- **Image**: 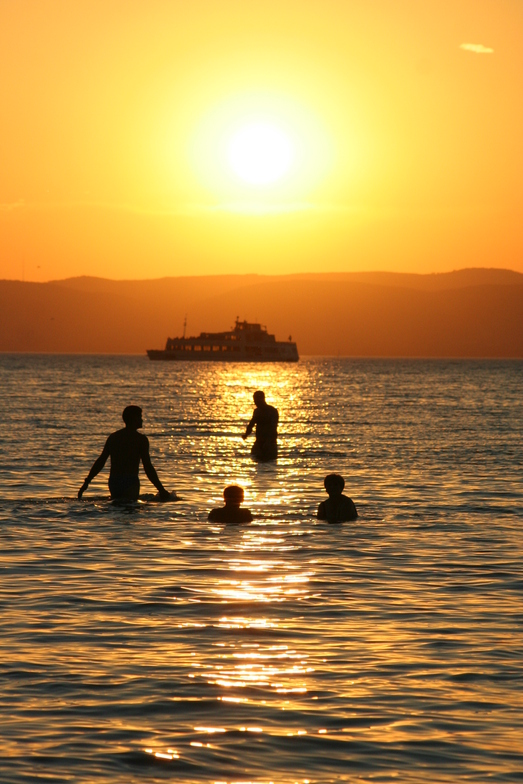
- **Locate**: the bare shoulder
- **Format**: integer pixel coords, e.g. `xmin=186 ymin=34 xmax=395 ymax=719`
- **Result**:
xmin=341 ymin=494 xmax=358 ymax=519
xmin=106 ymin=429 xmax=125 ymax=447
xmin=137 ymin=431 xmax=150 ymax=452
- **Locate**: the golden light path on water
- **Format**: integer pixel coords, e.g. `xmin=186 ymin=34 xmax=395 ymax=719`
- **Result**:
xmin=0 ymin=356 xmax=522 ymax=782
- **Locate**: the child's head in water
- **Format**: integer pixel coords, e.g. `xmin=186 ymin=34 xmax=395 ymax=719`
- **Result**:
xmin=318 ymin=473 xmax=358 ymax=522
xmin=324 ymin=473 xmax=345 ymax=496
xmin=223 ymin=485 xmax=244 ymax=505
xmin=208 ymin=485 xmax=253 ymax=523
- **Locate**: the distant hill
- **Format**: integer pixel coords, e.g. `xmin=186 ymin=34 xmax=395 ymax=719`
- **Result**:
xmin=49 ymin=267 xmax=523 ymax=294
xmin=288 ymin=268 xmax=523 ymax=291
xmin=1 ymin=268 xmax=522 ymax=357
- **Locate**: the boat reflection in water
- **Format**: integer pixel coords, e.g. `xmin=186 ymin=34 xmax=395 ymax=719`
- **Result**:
xmin=147 ymin=318 xmax=299 ymax=362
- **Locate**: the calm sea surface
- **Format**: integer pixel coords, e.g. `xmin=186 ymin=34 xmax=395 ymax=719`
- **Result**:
xmin=0 ymin=355 xmax=522 ymax=784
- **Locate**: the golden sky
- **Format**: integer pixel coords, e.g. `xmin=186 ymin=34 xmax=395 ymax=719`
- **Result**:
xmin=1 ymin=0 xmax=522 ymax=281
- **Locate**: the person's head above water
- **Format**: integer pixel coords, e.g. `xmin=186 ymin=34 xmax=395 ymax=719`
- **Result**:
xmin=324 ymin=473 xmax=345 ymax=495
xmin=208 ymin=484 xmax=252 ymax=523
xmin=253 ymin=390 xmax=266 ymax=406
xmin=122 ymin=405 xmax=143 ymax=428
xmin=223 ymin=485 xmax=245 ymax=506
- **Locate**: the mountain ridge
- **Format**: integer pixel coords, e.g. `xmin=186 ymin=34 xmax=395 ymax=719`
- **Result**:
xmin=48 ymin=267 xmax=522 ymax=293
xmin=1 ymin=269 xmax=522 ymax=356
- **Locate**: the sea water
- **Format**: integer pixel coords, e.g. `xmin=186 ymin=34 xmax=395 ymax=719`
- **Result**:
xmin=0 ymin=355 xmax=522 ymax=783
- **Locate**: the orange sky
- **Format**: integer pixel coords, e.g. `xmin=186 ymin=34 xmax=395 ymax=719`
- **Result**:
xmin=1 ymin=0 xmax=522 ymax=281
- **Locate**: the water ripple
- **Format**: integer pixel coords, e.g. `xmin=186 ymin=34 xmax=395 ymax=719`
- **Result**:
xmin=0 ymin=356 xmax=522 ymax=782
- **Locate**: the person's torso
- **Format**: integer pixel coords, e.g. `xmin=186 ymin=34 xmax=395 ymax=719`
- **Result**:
xmin=108 ymin=429 xmax=144 ymax=476
xmin=254 ymin=405 xmax=278 ymax=439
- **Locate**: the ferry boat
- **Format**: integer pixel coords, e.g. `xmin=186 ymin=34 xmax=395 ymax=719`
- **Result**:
xmin=147 ymin=318 xmax=299 ymax=362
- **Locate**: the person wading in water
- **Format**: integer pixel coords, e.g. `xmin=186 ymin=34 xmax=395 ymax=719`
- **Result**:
xmin=78 ymin=405 xmax=173 ymax=502
xmin=242 ymin=390 xmax=279 ymax=461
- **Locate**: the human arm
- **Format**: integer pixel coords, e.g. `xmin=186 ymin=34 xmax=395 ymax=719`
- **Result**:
xmin=242 ymin=412 xmax=256 ymax=440
xmin=317 ymin=500 xmax=327 ymax=520
xmin=78 ymin=440 xmax=110 ymax=499
xmin=141 ymin=437 xmax=171 ymax=500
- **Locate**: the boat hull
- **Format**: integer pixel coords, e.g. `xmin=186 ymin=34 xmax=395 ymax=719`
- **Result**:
xmin=147 ymin=350 xmax=298 ymax=362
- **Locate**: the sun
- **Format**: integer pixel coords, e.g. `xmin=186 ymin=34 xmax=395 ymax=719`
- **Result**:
xmin=226 ymin=121 xmax=295 ymax=186
xmin=185 ymin=93 xmax=334 ymax=208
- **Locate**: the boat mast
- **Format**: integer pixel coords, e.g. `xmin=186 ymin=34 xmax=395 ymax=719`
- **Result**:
xmin=183 ymin=315 xmax=187 ymax=339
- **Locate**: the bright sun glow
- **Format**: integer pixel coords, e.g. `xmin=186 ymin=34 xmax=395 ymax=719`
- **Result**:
xmin=227 ymin=122 xmax=295 ymax=185
xmin=186 ymin=93 xmax=334 ymax=210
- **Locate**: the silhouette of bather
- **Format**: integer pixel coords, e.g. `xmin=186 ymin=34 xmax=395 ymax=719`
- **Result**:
xmin=78 ymin=405 xmax=173 ymax=501
xmin=208 ymin=485 xmax=253 ymax=523
xmin=317 ymin=473 xmax=358 ymax=523
xmin=242 ymin=390 xmax=279 ymax=461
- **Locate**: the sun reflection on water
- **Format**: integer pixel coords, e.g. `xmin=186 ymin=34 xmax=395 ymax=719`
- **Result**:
xmin=3 ymin=357 xmax=522 ymax=782
xmin=185 ymin=635 xmax=314 ymax=697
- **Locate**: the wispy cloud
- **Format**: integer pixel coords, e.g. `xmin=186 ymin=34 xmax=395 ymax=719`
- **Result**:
xmin=0 ymin=199 xmax=25 ymax=212
xmin=460 ymin=43 xmax=494 ymax=54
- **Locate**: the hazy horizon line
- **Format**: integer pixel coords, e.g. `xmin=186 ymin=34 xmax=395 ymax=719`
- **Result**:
xmin=2 ymin=265 xmax=521 ymax=285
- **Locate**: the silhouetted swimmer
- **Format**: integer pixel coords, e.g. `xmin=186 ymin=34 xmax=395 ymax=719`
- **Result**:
xmin=208 ymin=485 xmax=253 ymax=524
xmin=242 ymin=390 xmax=279 ymax=461
xmin=78 ymin=405 xmax=175 ymax=502
xmin=317 ymin=474 xmax=358 ymax=523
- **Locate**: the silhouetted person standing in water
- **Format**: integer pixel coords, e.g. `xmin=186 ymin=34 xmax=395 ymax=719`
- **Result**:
xmin=78 ymin=406 xmax=173 ymax=502
xmin=242 ymin=390 xmax=279 ymax=461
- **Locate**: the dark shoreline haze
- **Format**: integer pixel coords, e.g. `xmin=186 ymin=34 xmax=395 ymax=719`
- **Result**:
xmin=1 ymin=268 xmax=522 ymax=357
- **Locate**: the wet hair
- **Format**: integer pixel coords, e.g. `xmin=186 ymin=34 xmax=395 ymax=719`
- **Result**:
xmin=122 ymin=405 xmax=142 ymax=425
xmin=253 ymin=390 xmax=265 ymax=403
xmin=223 ymin=485 xmax=244 ymax=503
xmin=324 ymin=473 xmax=345 ymax=492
